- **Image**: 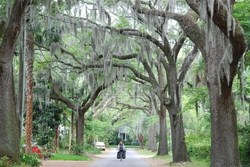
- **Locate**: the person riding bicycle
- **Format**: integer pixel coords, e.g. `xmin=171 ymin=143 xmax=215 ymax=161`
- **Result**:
xmin=117 ymin=140 xmax=126 ymax=159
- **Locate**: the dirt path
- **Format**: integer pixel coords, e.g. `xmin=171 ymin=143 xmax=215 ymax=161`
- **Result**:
xmin=41 ymin=160 xmax=91 ymax=167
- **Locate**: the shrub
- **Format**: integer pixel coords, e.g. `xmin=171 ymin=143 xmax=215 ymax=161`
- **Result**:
xmin=0 ymin=156 xmax=12 ymax=167
xmin=238 ymin=123 xmax=250 ymax=166
xmin=83 ymin=143 xmax=101 ymax=154
xmin=71 ymin=144 xmax=84 ymax=155
xmin=20 ymin=154 xmax=41 ymax=167
xmin=188 ymin=144 xmax=210 ymax=159
xmin=186 ymin=133 xmax=210 ymax=160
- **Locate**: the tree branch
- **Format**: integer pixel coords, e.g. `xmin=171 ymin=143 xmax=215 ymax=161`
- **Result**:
xmin=178 ymin=46 xmax=198 ymax=83
xmin=185 ymin=0 xmax=247 ymax=73
xmin=79 ymin=82 xmax=110 ymax=113
xmin=116 ymin=101 xmax=150 ymax=116
xmin=173 ymin=33 xmax=187 ymax=61
xmin=49 ymin=76 xmax=77 ymax=111
xmin=133 ymin=0 xmax=206 ymax=56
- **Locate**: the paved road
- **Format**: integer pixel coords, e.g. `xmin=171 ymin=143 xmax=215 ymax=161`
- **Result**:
xmin=89 ymin=148 xmax=151 ymax=167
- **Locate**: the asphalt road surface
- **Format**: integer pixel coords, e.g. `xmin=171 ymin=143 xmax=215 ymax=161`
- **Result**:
xmin=89 ymin=148 xmax=151 ymax=167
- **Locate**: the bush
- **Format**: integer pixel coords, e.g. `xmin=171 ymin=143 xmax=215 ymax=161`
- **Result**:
xmin=0 ymin=156 xmax=27 ymax=167
xmin=0 ymin=156 xmax=12 ymax=167
xmin=188 ymin=144 xmax=210 ymax=159
xmin=238 ymin=123 xmax=250 ymax=166
xmin=20 ymin=154 xmax=41 ymax=167
xmin=83 ymin=144 xmax=101 ymax=154
xmin=71 ymin=144 xmax=84 ymax=155
xmin=186 ymin=133 xmax=210 ymax=160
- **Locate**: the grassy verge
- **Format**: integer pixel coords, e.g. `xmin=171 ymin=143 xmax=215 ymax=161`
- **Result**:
xmin=135 ymin=148 xmax=157 ymax=156
xmin=50 ymin=153 xmax=91 ymax=161
xmin=136 ymin=149 xmax=210 ymax=167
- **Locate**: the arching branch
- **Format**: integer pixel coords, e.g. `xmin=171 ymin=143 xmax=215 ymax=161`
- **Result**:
xmin=178 ymin=46 xmax=198 ymax=83
xmin=49 ymin=75 xmax=77 ymax=111
xmin=133 ymin=0 xmax=206 ymax=56
xmin=116 ymin=101 xmax=151 ymax=116
xmin=185 ymin=0 xmax=247 ymax=68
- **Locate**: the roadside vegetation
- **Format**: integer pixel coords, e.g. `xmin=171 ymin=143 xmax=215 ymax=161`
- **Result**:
xmin=0 ymin=0 xmax=249 ymax=167
xmin=136 ymin=149 xmax=209 ymax=167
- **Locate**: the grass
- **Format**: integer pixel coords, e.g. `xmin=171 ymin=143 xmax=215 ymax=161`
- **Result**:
xmin=136 ymin=148 xmax=210 ymax=167
xmin=50 ymin=153 xmax=91 ymax=161
xmin=135 ymin=148 xmax=157 ymax=156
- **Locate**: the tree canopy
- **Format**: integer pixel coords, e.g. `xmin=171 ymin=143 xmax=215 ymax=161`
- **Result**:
xmin=0 ymin=0 xmax=249 ymax=166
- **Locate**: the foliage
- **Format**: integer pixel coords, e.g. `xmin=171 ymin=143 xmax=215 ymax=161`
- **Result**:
xmin=32 ymin=101 xmax=63 ymax=146
xmin=83 ymin=144 xmax=101 ymax=154
xmin=115 ymin=16 xmax=130 ymax=29
xmin=238 ymin=123 xmax=250 ymax=166
xmin=0 ymin=156 xmax=12 ymax=167
xmin=185 ymin=113 xmax=211 ymax=160
xmin=0 ymin=1 xmax=7 ymax=19
xmin=71 ymin=143 xmax=100 ymax=155
xmin=70 ymin=143 xmax=101 ymax=155
xmin=20 ymin=154 xmax=41 ymax=167
xmin=186 ymin=133 xmax=211 ymax=160
xmin=85 ymin=114 xmax=114 ymax=145
xmin=183 ymin=86 xmax=209 ymax=112
xmin=233 ymin=0 xmax=250 ymax=48
xmin=71 ymin=144 xmax=84 ymax=155
xmin=6 ymin=0 xmax=248 ymax=165
xmin=108 ymin=130 xmax=120 ymax=145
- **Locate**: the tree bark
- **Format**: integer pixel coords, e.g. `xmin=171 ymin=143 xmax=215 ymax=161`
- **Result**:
xmin=55 ymin=126 xmax=60 ymax=150
xmin=76 ymin=111 xmax=85 ymax=147
xmin=69 ymin=111 xmax=74 ymax=151
xmin=147 ymin=123 xmax=157 ymax=152
xmin=25 ymin=32 xmax=34 ymax=154
xmin=0 ymin=0 xmax=29 ymax=162
xmin=166 ymin=64 xmax=190 ymax=162
xmin=169 ymin=111 xmax=190 ymax=162
xmin=205 ymin=28 xmax=241 ymax=166
xmin=157 ymin=104 xmax=168 ymax=155
xmin=209 ymin=79 xmax=240 ymax=166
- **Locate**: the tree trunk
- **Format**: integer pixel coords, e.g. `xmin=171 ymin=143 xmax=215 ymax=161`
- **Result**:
xmin=166 ymin=65 xmax=190 ymax=162
xmin=55 ymin=126 xmax=60 ymax=150
xmin=147 ymin=123 xmax=157 ymax=152
xmin=205 ymin=26 xmax=241 ymax=166
xmin=25 ymin=32 xmax=34 ymax=153
xmin=195 ymin=101 xmax=199 ymax=117
xmin=138 ymin=134 xmax=144 ymax=149
xmin=0 ymin=1 xmax=29 ymax=162
xmin=16 ymin=13 xmax=27 ymax=139
xmin=184 ymin=0 xmax=246 ymax=166
xmin=157 ymin=104 xmax=168 ymax=155
xmin=76 ymin=111 xmax=85 ymax=147
xmin=0 ymin=61 xmax=20 ymax=161
xmin=169 ymin=111 xmax=190 ymax=162
xmin=156 ymin=63 xmax=168 ymax=155
xmin=209 ymin=81 xmax=240 ymax=166
xmin=17 ymin=46 xmax=25 ymax=137
xmin=69 ymin=111 xmax=74 ymax=151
